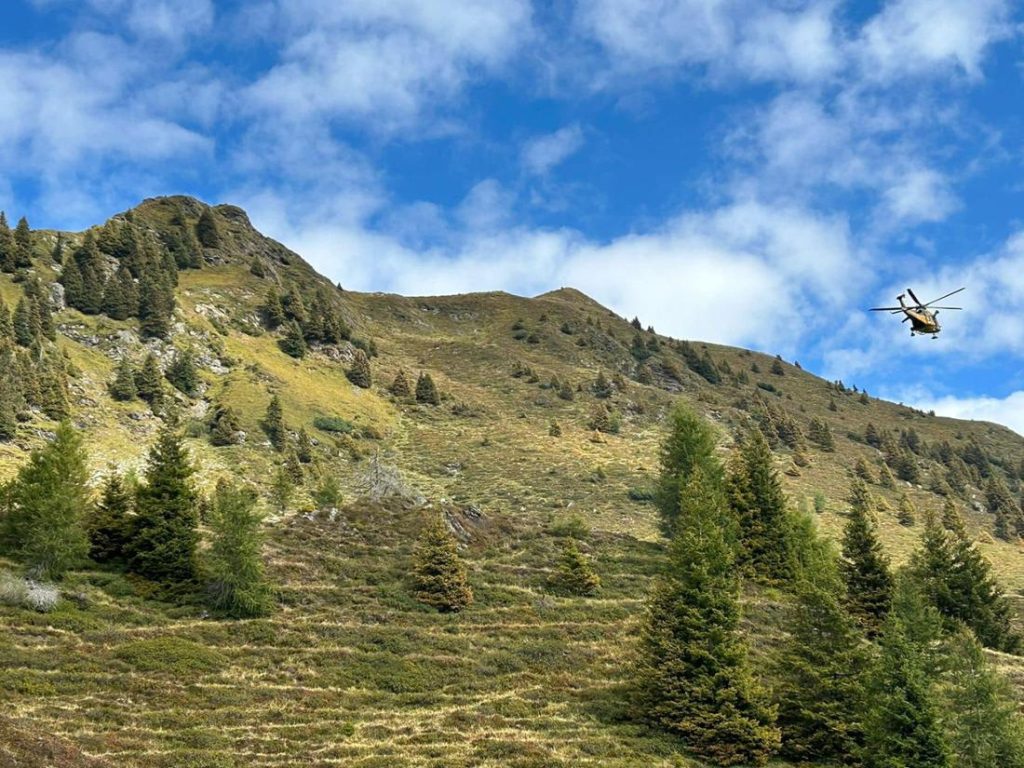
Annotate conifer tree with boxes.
[165,348,199,395]
[841,479,893,634]
[13,216,32,268]
[262,394,286,451]
[346,349,372,388]
[0,422,91,579]
[773,541,871,763]
[415,371,440,405]
[278,319,307,358]
[59,252,85,309]
[390,368,411,397]
[986,475,1021,540]
[205,480,272,618]
[808,417,835,451]
[863,582,951,768]
[655,402,720,536]
[878,462,896,489]
[109,357,138,401]
[634,466,780,766]
[261,287,285,329]
[549,539,601,596]
[74,234,106,315]
[897,493,916,526]
[208,404,242,446]
[0,384,17,442]
[138,268,174,338]
[0,211,14,272]
[909,510,1019,652]
[0,296,11,341]
[295,427,313,463]
[269,464,294,514]
[127,422,199,583]
[729,429,793,583]
[284,448,303,483]
[593,370,613,398]
[13,297,35,347]
[943,627,1024,768]
[101,264,138,320]
[38,354,71,420]
[195,208,221,248]
[88,470,133,563]
[134,353,164,408]
[412,513,473,612]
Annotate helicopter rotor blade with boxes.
[906,287,923,307]
[927,306,962,310]
[869,306,904,311]
[922,286,965,307]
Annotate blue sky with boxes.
[3,0,1024,431]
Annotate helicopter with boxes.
[870,287,965,338]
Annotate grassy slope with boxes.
[2,201,1024,766]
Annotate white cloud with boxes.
[899,390,1024,437]
[880,167,959,224]
[858,0,1014,81]
[521,124,585,176]
[244,0,533,131]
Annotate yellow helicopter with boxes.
[870,287,965,338]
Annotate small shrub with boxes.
[114,637,227,674]
[550,516,590,539]
[0,571,59,612]
[313,415,354,433]
[627,486,657,502]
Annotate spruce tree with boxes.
[38,354,71,420]
[109,357,138,401]
[269,464,294,514]
[278,319,307,358]
[943,627,1024,768]
[986,475,1021,540]
[262,395,286,451]
[841,479,893,635]
[634,466,780,766]
[0,384,17,441]
[909,510,1020,652]
[0,422,91,579]
[772,530,870,763]
[127,422,199,583]
[205,480,272,618]
[195,208,221,248]
[863,583,951,768]
[655,402,720,536]
[101,264,138,320]
[0,211,14,271]
[897,493,916,526]
[165,348,199,395]
[88,470,133,563]
[13,297,35,347]
[134,353,164,408]
[13,216,32,268]
[549,539,601,596]
[208,404,242,446]
[411,513,473,612]
[415,371,440,405]
[138,271,174,338]
[261,287,285,329]
[729,428,793,583]
[59,253,85,309]
[0,296,11,341]
[295,427,313,463]
[390,369,411,397]
[346,349,372,388]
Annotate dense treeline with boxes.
[639,403,1024,766]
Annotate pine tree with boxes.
[415,371,440,405]
[878,463,897,489]
[38,354,71,420]
[863,583,951,768]
[13,216,32,268]
[943,627,1024,768]
[593,370,613,398]
[74,235,106,315]
[0,296,11,341]
[773,544,870,763]
[0,212,14,272]
[208,404,242,446]
[127,422,199,583]
[109,357,138,401]
[269,464,294,514]
[985,475,1020,540]
[205,481,272,618]
[0,383,18,441]
[195,208,221,248]
[284,449,303,483]
[0,422,91,579]
[346,349,372,388]
[138,268,174,338]
[59,252,85,309]
[549,539,601,596]
[841,479,893,634]
[634,466,780,766]
[278,319,307,358]
[655,402,721,536]
[88,470,133,563]
[909,510,1020,653]
[390,369,411,397]
[729,429,793,583]
[134,353,164,408]
[412,514,473,612]
[262,395,286,451]
[165,348,199,395]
